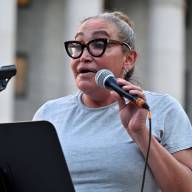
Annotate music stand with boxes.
[0,121,75,192]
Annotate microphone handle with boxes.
[105,78,149,110]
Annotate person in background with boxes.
[33,11,192,192]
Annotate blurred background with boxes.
[0,0,192,122]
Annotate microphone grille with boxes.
[95,69,114,88]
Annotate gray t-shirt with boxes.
[33,91,192,192]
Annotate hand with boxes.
[111,78,148,141]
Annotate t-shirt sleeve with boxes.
[32,101,51,121]
[161,95,192,154]
[32,106,44,120]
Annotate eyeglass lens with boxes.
[65,39,107,59]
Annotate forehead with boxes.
[75,18,119,40]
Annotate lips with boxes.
[78,67,97,74]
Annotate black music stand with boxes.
[0,121,75,192]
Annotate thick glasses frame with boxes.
[64,38,132,59]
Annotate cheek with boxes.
[104,48,125,64]
[70,60,78,77]
[101,54,124,74]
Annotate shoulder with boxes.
[45,94,78,107]
[33,92,80,120]
[42,93,78,109]
[144,90,191,128]
[144,91,192,154]
[145,90,191,133]
[144,91,182,112]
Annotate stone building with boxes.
[0,0,191,122]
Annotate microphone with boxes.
[0,65,17,92]
[95,69,150,110]
[0,65,16,79]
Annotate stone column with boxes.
[63,0,104,94]
[0,0,17,122]
[148,0,185,103]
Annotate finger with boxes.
[116,78,143,92]
[124,89,145,100]
[116,78,132,86]
[122,85,143,93]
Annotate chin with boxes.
[77,81,95,92]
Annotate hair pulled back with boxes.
[81,11,136,81]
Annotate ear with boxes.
[122,51,138,71]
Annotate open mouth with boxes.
[78,68,97,74]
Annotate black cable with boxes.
[140,111,152,192]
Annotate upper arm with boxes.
[173,148,192,171]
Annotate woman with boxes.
[33,12,192,192]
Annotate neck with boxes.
[81,91,116,108]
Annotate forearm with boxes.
[134,128,192,192]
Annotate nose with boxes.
[79,46,92,62]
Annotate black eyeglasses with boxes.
[64,38,132,59]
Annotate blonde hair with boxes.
[81,11,136,50]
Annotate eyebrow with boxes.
[75,32,83,39]
[92,30,110,37]
[75,30,110,39]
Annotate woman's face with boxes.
[70,18,133,94]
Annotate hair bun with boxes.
[112,11,135,29]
